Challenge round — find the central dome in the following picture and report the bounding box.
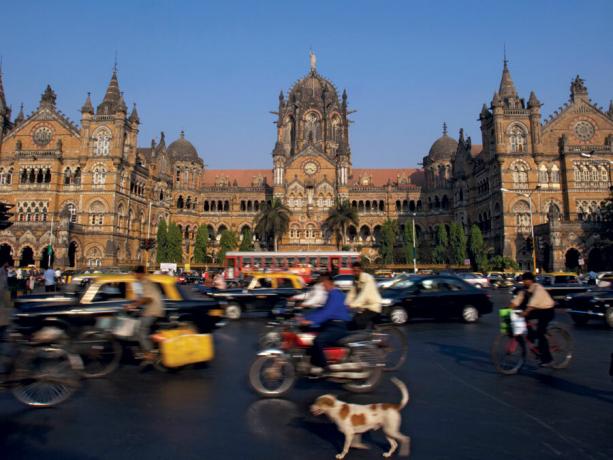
[288,70,340,105]
[167,131,200,163]
[428,124,458,161]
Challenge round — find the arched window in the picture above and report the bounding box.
[538,164,548,184]
[508,125,527,152]
[74,168,81,185]
[93,128,112,156]
[512,200,531,234]
[331,116,342,142]
[65,203,77,224]
[600,166,609,182]
[88,201,105,225]
[550,165,560,183]
[304,112,320,142]
[589,166,599,182]
[177,196,184,209]
[92,164,107,185]
[86,247,103,268]
[511,161,529,188]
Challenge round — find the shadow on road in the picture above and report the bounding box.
[531,373,613,405]
[426,341,497,375]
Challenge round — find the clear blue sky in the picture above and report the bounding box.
[1,0,612,168]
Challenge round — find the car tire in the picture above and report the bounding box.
[605,307,613,329]
[390,307,408,325]
[462,305,479,323]
[225,303,242,320]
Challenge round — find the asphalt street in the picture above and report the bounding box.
[1,291,612,460]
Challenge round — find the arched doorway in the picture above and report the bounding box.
[20,247,34,267]
[68,241,78,268]
[0,244,13,266]
[40,246,55,269]
[565,248,580,272]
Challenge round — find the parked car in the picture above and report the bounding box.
[207,272,306,319]
[486,272,515,289]
[537,272,589,302]
[13,274,225,337]
[380,275,493,324]
[562,288,613,328]
[455,272,490,289]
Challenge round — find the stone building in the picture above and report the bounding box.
[0,56,611,271]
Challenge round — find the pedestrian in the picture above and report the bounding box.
[55,267,62,287]
[7,266,17,299]
[44,266,57,292]
[26,271,35,294]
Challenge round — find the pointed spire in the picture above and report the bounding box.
[96,69,122,114]
[39,85,57,108]
[607,100,613,119]
[458,128,465,143]
[0,59,6,114]
[159,131,166,149]
[570,75,588,102]
[117,92,127,113]
[480,103,490,119]
[81,92,94,114]
[129,103,140,124]
[492,91,502,108]
[14,103,25,126]
[528,90,541,109]
[499,58,518,99]
[180,130,185,139]
[442,122,448,136]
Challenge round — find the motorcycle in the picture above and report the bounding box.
[1,326,82,407]
[249,317,385,397]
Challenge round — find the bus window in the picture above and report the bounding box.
[342,257,349,267]
[227,258,236,269]
[309,257,318,268]
[265,257,273,268]
[299,257,306,265]
[320,257,329,270]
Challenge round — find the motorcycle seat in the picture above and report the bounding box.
[337,331,371,345]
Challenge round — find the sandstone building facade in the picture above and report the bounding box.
[0,57,611,271]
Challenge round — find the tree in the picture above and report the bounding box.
[402,222,417,266]
[432,225,449,264]
[239,227,255,252]
[323,200,359,249]
[218,229,239,261]
[166,222,183,263]
[449,222,467,265]
[193,226,209,264]
[468,225,488,271]
[489,255,519,271]
[379,219,398,264]
[156,219,168,263]
[254,198,291,251]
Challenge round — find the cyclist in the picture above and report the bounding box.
[510,271,555,367]
[346,261,382,329]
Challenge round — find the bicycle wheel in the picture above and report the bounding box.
[374,324,408,371]
[75,329,122,378]
[547,326,573,369]
[491,333,525,375]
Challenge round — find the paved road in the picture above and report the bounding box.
[2,291,612,460]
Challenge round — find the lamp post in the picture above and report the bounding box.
[411,212,417,273]
[501,185,541,272]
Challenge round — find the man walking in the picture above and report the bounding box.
[44,266,57,292]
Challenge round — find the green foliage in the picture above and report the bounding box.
[166,222,183,263]
[254,198,291,251]
[156,219,168,263]
[324,200,359,249]
[193,226,209,264]
[468,225,488,271]
[489,255,519,271]
[379,219,398,264]
[218,230,239,261]
[432,225,449,264]
[449,222,467,265]
[239,228,255,252]
[402,221,416,265]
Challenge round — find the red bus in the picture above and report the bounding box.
[224,251,361,282]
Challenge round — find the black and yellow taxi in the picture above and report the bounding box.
[207,272,306,319]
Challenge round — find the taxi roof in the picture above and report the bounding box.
[83,273,178,283]
[543,272,578,276]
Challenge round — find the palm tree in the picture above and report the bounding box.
[254,198,291,251]
[324,200,359,249]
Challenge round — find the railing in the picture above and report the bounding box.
[566,144,610,153]
[16,150,61,159]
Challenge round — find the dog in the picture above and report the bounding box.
[310,377,410,459]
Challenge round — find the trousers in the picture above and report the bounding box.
[311,322,347,369]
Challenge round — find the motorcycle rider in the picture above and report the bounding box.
[301,272,351,374]
[127,265,165,367]
[300,275,328,309]
[346,261,382,329]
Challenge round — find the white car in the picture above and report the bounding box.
[333,274,355,291]
[456,272,490,289]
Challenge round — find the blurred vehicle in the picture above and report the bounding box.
[207,272,306,320]
[562,288,613,328]
[597,272,613,288]
[486,272,515,289]
[380,275,493,324]
[377,273,411,290]
[13,274,224,341]
[537,272,589,302]
[177,272,203,285]
[455,272,490,289]
[333,274,355,291]
[196,278,243,296]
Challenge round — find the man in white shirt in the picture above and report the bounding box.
[44,267,57,292]
[346,261,382,329]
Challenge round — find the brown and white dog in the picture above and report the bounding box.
[310,377,410,459]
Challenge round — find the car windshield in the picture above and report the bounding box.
[389,278,415,289]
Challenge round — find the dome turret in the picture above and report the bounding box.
[167,131,201,163]
[427,123,458,161]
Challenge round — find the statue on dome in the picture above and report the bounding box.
[309,50,316,72]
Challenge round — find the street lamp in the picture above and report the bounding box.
[411,212,417,274]
[501,185,541,272]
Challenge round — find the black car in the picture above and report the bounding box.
[380,275,493,325]
[562,288,613,328]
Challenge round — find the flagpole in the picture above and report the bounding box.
[48,211,54,267]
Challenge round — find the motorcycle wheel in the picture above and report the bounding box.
[374,324,408,372]
[11,346,80,407]
[75,329,122,378]
[343,348,384,394]
[249,355,296,398]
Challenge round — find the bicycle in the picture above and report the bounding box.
[491,309,573,375]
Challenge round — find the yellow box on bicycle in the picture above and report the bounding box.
[160,333,214,368]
